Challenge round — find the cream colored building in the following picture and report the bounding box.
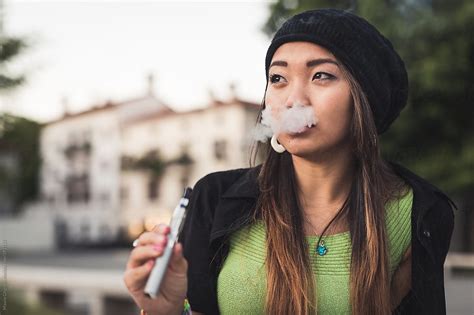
[38,88,261,245]
[39,93,173,245]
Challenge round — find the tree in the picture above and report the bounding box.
[0,36,27,90]
[0,0,28,91]
[0,2,38,216]
[0,113,41,215]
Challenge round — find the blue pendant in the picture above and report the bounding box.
[316,240,327,256]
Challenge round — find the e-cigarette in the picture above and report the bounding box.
[144,187,193,299]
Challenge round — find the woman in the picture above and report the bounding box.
[123,8,456,315]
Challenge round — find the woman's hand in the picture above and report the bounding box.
[123,224,188,315]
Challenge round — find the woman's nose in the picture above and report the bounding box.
[285,83,310,108]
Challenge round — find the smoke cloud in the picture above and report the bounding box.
[253,102,318,142]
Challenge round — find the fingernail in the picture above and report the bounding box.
[153,244,163,252]
[147,260,154,267]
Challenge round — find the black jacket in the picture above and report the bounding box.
[180,162,457,314]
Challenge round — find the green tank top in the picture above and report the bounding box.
[217,187,413,314]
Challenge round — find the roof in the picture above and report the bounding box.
[42,95,174,126]
[122,96,261,126]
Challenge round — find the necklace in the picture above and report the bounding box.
[316,240,328,256]
[314,196,349,257]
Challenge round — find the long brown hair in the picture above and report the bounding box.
[249,62,407,314]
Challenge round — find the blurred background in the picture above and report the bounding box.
[0,0,472,314]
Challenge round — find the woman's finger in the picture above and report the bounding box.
[135,231,168,247]
[169,242,188,274]
[126,244,164,269]
[124,259,155,292]
[152,223,171,234]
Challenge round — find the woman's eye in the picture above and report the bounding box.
[269,74,284,84]
[313,72,334,81]
[269,72,334,84]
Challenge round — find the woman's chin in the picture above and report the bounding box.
[285,144,321,158]
[285,138,352,162]
[283,137,333,159]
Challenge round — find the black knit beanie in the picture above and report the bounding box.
[265,8,408,135]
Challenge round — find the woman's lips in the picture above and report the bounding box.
[289,123,316,135]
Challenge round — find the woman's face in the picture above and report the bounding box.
[265,42,353,158]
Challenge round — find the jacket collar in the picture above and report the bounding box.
[209,165,260,244]
[389,161,457,212]
[221,164,261,200]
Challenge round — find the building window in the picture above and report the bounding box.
[214,140,227,161]
[66,174,90,203]
[148,176,160,200]
[180,173,189,189]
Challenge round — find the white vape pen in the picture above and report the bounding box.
[144,187,192,298]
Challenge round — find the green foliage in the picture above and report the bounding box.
[136,150,167,176]
[1,7,28,90]
[122,150,194,178]
[0,113,41,213]
[169,151,193,166]
[264,0,474,197]
[0,36,28,90]
[261,0,352,37]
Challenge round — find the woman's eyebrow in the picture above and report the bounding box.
[269,58,339,69]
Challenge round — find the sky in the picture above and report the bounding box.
[0,0,275,123]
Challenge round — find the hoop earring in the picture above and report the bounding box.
[271,135,286,153]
